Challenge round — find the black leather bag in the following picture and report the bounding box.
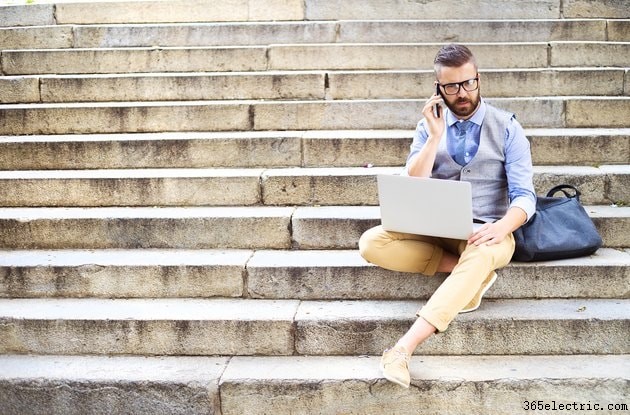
[512,185,602,262]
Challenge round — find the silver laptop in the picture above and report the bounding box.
[377,174,481,240]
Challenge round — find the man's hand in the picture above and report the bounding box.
[422,91,445,140]
[468,221,512,246]
[468,207,528,246]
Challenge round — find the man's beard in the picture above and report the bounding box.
[444,92,481,118]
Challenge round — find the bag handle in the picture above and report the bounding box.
[546,184,581,200]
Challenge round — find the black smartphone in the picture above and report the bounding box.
[433,84,442,118]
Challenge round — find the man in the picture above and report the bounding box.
[358,44,536,388]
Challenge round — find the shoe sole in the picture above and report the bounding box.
[459,271,497,314]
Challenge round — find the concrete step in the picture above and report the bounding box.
[0,249,253,299]
[293,298,629,356]
[1,97,629,134]
[0,205,626,250]
[33,72,327,103]
[261,165,629,206]
[0,298,298,355]
[1,129,628,170]
[220,355,630,415]
[0,168,266,207]
[0,298,627,355]
[4,42,628,75]
[0,354,227,415]
[4,248,624,300]
[0,0,304,27]
[290,205,630,250]
[4,0,628,27]
[2,19,623,50]
[0,131,306,170]
[0,165,626,206]
[305,0,630,20]
[0,207,294,249]
[1,355,628,415]
[5,68,627,104]
[246,248,630,300]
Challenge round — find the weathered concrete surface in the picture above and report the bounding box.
[2,47,269,75]
[221,355,629,415]
[563,0,630,18]
[54,0,304,24]
[268,43,549,70]
[290,205,630,249]
[0,355,226,415]
[246,249,630,300]
[0,76,39,104]
[527,128,630,165]
[608,20,630,42]
[40,72,325,102]
[566,98,630,128]
[291,206,380,249]
[294,299,630,355]
[261,167,394,206]
[302,130,411,167]
[336,19,607,43]
[0,25,73,49]
[0,102,252,135]
[0,207,293,249]
[0,129,626,170]
[0,298,297,355]
[0,4,54,27]
[304,0,561,19]
[0,249,251,298]
[551,41,630,67]
[73,21,337,47]
[0,132,303,170]
[0,169,264,207]
[327,68,625,99]
[2,97,625,134]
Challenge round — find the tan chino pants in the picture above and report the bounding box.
[359,225,515,332]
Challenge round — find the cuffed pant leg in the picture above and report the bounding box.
[418,234,515,332]
[358,225,445,276]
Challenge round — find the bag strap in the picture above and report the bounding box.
[546,184,581,200]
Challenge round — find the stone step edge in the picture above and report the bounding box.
[1,353,626,384]
[2,127,628,141]
[0,204,625,218]
[1,354,627,415]
[5,0,630,25]
[3,96,629,107]
[0,166,626,207]
[1,248,627,300]
[1,164,627,177]
[0,298,627,356]
[1,297,626,321]
[0,247,627,267]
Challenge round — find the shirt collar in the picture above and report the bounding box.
[446,99,486,128]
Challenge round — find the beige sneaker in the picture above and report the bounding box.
[380,345,411,388]
[460,271,497,313]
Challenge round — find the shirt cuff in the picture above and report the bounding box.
[510,195,537,223]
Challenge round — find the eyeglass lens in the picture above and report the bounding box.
[441,78,478,95]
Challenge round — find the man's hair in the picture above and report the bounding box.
[434,44,477,75]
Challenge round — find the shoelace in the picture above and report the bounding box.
[385,348,410,366]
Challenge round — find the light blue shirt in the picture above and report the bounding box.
[405,100,537,222]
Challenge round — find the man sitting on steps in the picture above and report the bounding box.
[359,44,536,388]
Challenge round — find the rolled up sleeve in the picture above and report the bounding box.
[504,117,537,222]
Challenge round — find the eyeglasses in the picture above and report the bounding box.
[437,77,479,95]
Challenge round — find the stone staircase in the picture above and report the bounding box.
[0,1,629,414]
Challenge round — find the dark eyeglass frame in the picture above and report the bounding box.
[437,77,480,95]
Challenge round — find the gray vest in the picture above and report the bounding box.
[432,103,514,222]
